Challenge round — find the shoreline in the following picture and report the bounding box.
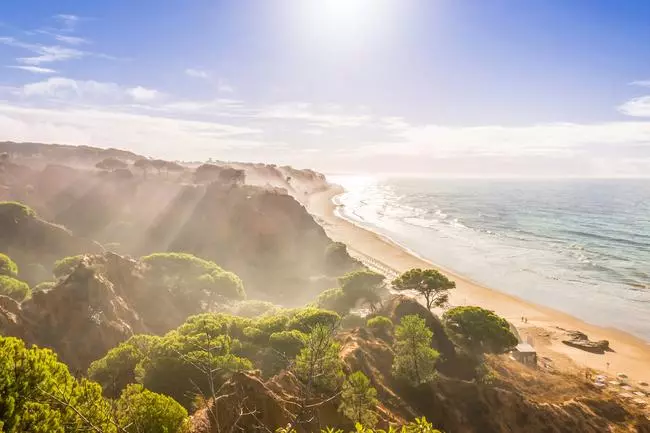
[305,184,650,385]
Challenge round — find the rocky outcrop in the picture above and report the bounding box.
[560,329,611,354]
[0,254,145,371]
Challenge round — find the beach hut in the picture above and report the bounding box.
[512,343,537,365]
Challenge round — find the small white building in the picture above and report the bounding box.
[512,343,537,365]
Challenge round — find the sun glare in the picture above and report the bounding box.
[299,0,393,48]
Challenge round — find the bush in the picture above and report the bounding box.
[0,336,116,433]
[0,253,18,278]
[316,287,350,315]
[294,324,343,391]
[53,255,84,278]
[88,335,160,398]
[116,384,189,433]
[443,306,518,354]
[269,330,307,358]
[366,316,393,333]
[0,275,30,301]
[0,201,36,225]
[141,252,246,306]
[233,300,280,318]
[33,281,56,292]
[286,307,340,333]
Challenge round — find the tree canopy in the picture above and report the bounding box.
[140,252,246,309]
[442,306,518,354]
[52,255,84,278]
[294,324,344,391]
[0,275,30,301]
[95,157,128,171]
[392,315,439,386]
[0,253,18,278]
[392,269,455,310]
[339,372,379,427]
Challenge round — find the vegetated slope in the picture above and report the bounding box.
[0,142,358,302]
[187,296,650,433]
[0,201,102,286]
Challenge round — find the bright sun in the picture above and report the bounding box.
[300,0,392,47]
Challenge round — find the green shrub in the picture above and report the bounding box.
[286,307,340,333]
[0,336,116,433]
[366,316,393,332]
[0,201,36,223]
[269,330,307,358]
[141,252,246,305]
[115,384,189,433]
[0,253,18,278]
[233,300,280,318]
[0,275,30,301]
[443,306,518,354]
[294,324,343,391]
[316,287,351,315]
[32,281,56,292]
[88,335,160,398]
[53,255,84,278]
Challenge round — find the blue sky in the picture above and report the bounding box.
[1,0,650,176]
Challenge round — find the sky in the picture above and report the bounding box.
[1,0,650,177]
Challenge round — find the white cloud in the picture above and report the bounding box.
[53,14,81,32]
[254,102,371,127]
[630,80,650,88]
[19,45,84,65]
[127,86,162,102]
[21,77,119,99]
[618,96,650,117]
[185,68,209,79]
[53,34,89,45]
[7,65,57,74]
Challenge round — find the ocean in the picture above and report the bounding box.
[329,176,650,341]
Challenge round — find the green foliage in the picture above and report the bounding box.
[0,336,116,433]
[88,334,160,398]
[287,307,340,333]
[339,372,379,427]
[279,417,442,433]
[140,331,252,409]
[269,330,307,358]
[52,255,84,278]
[32,281,56,292]
[442,306,518,354]
[116,384,189,433]
[392,269,455,310]
[366,316,393,333]
[294,324,343,391]
[316,288,349,315]
[340,270,385,311]
[0,275,30,301]
[392,315,439,386]
[233,300,280,318]
[0,201,36,224]
[141,252,246,307]
[0,253,18,278]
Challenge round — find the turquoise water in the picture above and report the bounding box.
[330,176,650,341]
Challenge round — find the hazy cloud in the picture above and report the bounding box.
[618,96,650,118]
[185,68,209,79]
[7,65,57,74]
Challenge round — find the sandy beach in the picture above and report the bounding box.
[306,185,650,386]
